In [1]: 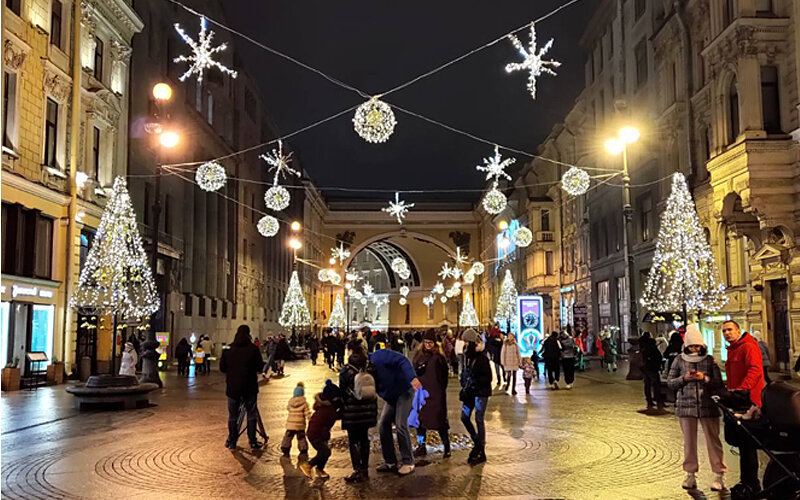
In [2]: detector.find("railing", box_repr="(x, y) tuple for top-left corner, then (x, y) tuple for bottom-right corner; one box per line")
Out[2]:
(537, 231), (555, 242)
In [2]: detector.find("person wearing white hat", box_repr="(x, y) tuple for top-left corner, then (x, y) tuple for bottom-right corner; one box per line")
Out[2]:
(667, 324), (727, 492)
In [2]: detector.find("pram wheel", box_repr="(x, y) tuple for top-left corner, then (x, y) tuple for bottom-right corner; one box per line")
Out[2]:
(762, 454), (800, 500)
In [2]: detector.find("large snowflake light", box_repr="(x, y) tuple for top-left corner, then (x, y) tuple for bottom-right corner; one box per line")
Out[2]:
(261, 140), (300, 185)
(505, 24), (560, 100)
(353, 97), (397, 143)
(477, 146), (515, 183)
(561, 166), (591, 196)
(382, 192), (415, 224)
(173, 17), (238, 84)
(331, 243), (351, 264)
(439, 263), (455, 280)
(196, 161), (226, 192)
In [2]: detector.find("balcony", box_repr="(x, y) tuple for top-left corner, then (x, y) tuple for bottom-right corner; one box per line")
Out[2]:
(536, 231), (555, 242)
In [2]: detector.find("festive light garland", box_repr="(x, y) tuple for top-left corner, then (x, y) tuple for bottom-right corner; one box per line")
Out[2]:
(494, 269), (518, 327)
(257, 215), (280, 237)
(513, 226), (533, 247)
(328, 294), (346, 329)
(505, 24), (560, 100)
(482, 183), (507, 214)
(71, 177), (159, 317)
(353, 97), (397, 143)
(561, 166), (590, 196)
(460, 292), (479, 327)
(279, 270), (311, 328)
(173, 16), (238, 83)
(196, 161), (227, 192)
(264, 185), (291, 211)
(641, 173), (727, 312)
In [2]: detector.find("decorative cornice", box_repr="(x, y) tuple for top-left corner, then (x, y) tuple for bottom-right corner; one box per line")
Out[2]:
(3, 37), (29, 70)
(43, 67), (71, 103)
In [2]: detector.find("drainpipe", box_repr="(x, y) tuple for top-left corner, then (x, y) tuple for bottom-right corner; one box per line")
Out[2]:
(62, 0), (82, 373)
(674, 0), (696, 182)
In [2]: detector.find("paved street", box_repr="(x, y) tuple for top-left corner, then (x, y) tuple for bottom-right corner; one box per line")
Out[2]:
(1, 359), (745, 500)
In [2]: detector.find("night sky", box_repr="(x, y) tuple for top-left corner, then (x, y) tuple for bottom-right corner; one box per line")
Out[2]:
(222, 0), (599, 202)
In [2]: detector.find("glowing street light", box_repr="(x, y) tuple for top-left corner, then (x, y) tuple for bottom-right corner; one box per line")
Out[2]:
(604, 137), (624, 155)
(152, 82), (173, 101)
(498, 220), (509, 230)
(289, 238), (302, 250)
(290, 221), (302, 232)
(159, 130), (179, 149)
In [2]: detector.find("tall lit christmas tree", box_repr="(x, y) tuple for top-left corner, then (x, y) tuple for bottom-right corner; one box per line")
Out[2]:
(460, 291), (479, 327)
(494, 269), (518, 332)
(328, 294), (346, 330)
(641, 172), (727, 313)
(279, 270), (311, 328)
(70, 177), (159, 318)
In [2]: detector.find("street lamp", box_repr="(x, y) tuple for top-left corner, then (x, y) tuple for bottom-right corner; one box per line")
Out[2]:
(605, 125), (640, 351)
(158, 130), (179, 149)
(290, 221), (302, 232)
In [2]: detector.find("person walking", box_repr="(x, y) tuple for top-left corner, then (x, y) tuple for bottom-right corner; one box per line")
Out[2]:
(308, 335), (320, 366)
(119, 342), (138, 377)
(640, 332), (666, 414)
(175, 338), (192, 377)
(752, 331), (771, 385)
(667, 325), (727, 491)
(193, 344), (206, 376)
(500, 333), (521, 394)
(281, 382), (311, 456)
(558, 330), (576, 390)
(486, 325), (504, 385)
(443, 330), (457, 376)
(722, 320), (764, 493)
(202, 336), (214, 374)
(601, 330), (618, 372)
(411, 330), (451, 458)
(300, 380), (341, 480)
(370, 344), (421, 476)
(220, 325), (265, 450)
(339, 341), (378, 483)
(459, 328), (491, 465)
(520, 357), (536, 393)
(541, 331), (562, 390)
(336, 333), (346, 368)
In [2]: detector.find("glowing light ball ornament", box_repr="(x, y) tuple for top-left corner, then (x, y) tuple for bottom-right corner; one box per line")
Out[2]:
(257, 215), (279, 238)
(196, 161), (226, 192)
(318, 269), (332, 282)
(264, 185), (291, 211)
(463, 271), (475, 284)
(360, 298), (368, 306)
(391, 257), (411, 280)
(482, 183), (507, 215)
(561, 166), (590, 196)
(471, 262), (485, 276)
(329, 273), (342, 286)
(399, 285), (410, 297)
(353, 97), (396, 143)
(399, 297), (407, 306)
(513, 226), (533, 247)
(440, 296), (448, 304)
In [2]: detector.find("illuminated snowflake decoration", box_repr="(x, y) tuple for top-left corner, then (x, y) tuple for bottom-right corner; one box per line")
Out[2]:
(382, 192), (415, 224)
(260, 140), (300, 186)
(439, 263), (455, 280)
(423, 295), (435, 307)
(482, 183), (507, 215)
(513, 226), (533, 247)
(399, 285), (410, 297)
(196, 161), (226, 192)
(264, 185), (291, 211)
(331, 243), (350, 264)
(391, 257), (411, 280)
(173, 17), (238, 84)
(476, 146), (515, 183)
(561, 166), (591, 196)
(505, 23), (560, 100)
(471, 262), (485, 276)
(432, 282), (445, 295)
(256, 215), (280, 238)
(451, 266), (464, 280)
(399, 297), (407, 306)
(362, 283), (374, 297)
(453, 247), (469, 268)
(353, 97), (397, 143)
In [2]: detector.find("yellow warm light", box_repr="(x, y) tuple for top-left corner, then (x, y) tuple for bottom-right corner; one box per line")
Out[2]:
(498, 220), (509, 230)
(289, 238), (302, 250)
(604, 138), (624, 155)
(619, 126), (641, 144)
(499, 236), (511, 250)
(290, 221), (302, 232)
(329, 257), (337, 265)
(159, 130), (179, 148)
(152, 83), (173, 101)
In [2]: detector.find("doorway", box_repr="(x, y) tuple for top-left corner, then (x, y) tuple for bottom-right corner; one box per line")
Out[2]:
(769, 279), (790, 368)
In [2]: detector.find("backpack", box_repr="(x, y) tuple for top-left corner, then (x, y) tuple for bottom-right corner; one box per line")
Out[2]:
(352, 368), (376, 401)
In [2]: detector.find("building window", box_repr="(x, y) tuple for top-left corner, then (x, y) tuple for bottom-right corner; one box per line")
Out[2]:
(635, 39), (648, 88)
(222, 301), (228, 318)
(79, 230), (93, 269)
(92, 126), (101, 179)
(1, 204), (53, 279)
(540, 209), (550, 231)
(639, 195), (652, 242)
(50, 0), (63, 48)
(93, 38), (104, 81)
(5, 0), (20, 15)
(3, 71), (17, 150)
(761, 66), (781, 133)
(597, 280), (610, 304)
(44, 98), (59, 168)
(211, 299), (218, 318)
(545, 251), (554, 275)
(184, 293), (193, 316)
(634, 0), (645, 20)
(198, 298), (206, 317)
(728, 78), (739, 144)
(206, 91), (213, 125)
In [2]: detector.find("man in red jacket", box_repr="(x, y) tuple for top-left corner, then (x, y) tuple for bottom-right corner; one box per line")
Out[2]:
(722, 320), (765, 492)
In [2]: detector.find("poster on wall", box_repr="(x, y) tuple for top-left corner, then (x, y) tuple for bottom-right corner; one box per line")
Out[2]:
(516, 295), (543, 357)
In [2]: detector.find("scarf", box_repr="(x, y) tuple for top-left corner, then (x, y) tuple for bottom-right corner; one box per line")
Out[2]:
(680, 352), (705, 364)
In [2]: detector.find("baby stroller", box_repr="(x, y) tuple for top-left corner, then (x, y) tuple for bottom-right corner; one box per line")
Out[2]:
(714, 381), (800, 500)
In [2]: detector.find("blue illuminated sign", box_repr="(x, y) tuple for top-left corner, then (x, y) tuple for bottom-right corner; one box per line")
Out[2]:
(516, 295), (544, 358)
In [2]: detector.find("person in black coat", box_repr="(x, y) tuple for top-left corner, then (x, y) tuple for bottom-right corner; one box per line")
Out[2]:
(220, 325), (265, 450)
(459, 328), (492, 465)
(540, 331), (562, 389)
(175, 338), (192, 377)
(308, 335), (320, 366)
(339, 342), (378, 483)
(412, 330), (451, 457)
(640, 332), (666, 412)
(663, 330), (684, 372)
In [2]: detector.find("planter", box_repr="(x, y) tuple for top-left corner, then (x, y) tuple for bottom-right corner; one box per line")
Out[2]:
(2, 367), (21, 391)
(47, 362), (65, 385)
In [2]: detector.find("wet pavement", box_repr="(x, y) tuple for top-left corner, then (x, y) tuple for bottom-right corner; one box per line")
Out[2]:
(1, 358), (746, 499)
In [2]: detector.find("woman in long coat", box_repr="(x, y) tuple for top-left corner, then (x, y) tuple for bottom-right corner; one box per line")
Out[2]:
(411, 330), (450, 457)
(500, 333), (521, 394)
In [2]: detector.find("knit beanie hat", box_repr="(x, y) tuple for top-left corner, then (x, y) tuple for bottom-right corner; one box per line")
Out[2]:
(423, 329), (437, 342)
(684, 324), (705, 347)
(321, 379), (340, 401)
(462, 328), (480, 344)
(293, 382), (305, 398)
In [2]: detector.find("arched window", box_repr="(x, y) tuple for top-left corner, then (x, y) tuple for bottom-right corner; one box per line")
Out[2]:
(728, 78), (739, 144)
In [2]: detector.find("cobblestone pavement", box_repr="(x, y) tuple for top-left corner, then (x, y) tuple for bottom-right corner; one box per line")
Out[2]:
(1, 359), (746, 499)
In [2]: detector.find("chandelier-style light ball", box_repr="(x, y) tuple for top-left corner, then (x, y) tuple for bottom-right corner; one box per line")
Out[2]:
(257, 215), (279, 237)
(399, 285), (409, 297)
(360, 298), (368, 305)
(318, 269), (331, 282)
(355, 291), (363, 299)
(196, 161), (227, 192)
(482, 185), (507, 214)
(561, 166), (591, 196)
(471, 262), (485, 276)
(264, 185), (291, 211)
(353, 97), (397, 143)
(330, 273), (342, 285)
(391, 257), (411, 280)
(348, 287), (357, 297)
(463, 271), (475, 284)
(514, 226), (533, 247)
(446, 289), (455, 298)
(440, 296), (448, 304)
(399, 297), (407, 306)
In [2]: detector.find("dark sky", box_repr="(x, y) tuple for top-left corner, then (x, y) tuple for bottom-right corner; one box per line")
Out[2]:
(222, 0), (599, 202)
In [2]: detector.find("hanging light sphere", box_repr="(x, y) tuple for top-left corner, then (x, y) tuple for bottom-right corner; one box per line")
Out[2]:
(353, 97), (397, 143)
(348, 287), (357, 297)
(330, 273), (342, 285)
(256, 215), (279, 237)
(561, 166), (591, 196)
(513, 226), (533, 247)
(196, 161), (226, 192)
(440, 296), (448, 304)
(399, 297), (407, 306)
(463, 271), (475, 284)
(264, 185), (291, 211)
(360, 298), (368, 305)
(391, 257), (410, 279)
(318, 269), (331, 282)
(399, 285), (410, 297)
(482, 186), (507, 215)
(471, 262), (485, 276)
(354, 291), (363, 299)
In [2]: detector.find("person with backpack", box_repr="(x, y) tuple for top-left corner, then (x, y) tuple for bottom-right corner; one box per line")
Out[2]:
(370, 344), (421, 476)
(540, 331), (562, 390)
(220, 325), (265, 450)
(459, 328), (492, 465)
(339, 340), (378, 483)
(558, 331), (576, 389)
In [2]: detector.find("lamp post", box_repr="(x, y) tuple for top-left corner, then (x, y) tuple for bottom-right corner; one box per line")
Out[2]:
(604, 125), (640, 353)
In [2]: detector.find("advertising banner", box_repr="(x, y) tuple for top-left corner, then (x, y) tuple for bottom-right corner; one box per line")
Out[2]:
(517, 295), (543, 357)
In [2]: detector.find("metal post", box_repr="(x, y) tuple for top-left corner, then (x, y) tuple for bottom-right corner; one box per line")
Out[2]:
(140, 154), (163, 386)
(621, 146), (638, 346)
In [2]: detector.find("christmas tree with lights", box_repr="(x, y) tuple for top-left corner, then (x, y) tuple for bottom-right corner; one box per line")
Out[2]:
(328, 294), (346, 330)
(279, 270), (312, 328)
(460, 291), (479, 327)
(641, 172), (727, 313)
(70, 177), (159, 318)
(494, 269), (518, 331)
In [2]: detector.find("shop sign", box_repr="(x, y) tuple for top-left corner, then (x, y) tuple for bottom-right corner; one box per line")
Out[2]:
(703, 314), (731, 323)
(9, 285), (54, 299)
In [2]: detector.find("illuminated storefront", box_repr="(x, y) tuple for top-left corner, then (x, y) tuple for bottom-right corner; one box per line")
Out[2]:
(1, 279), (59, 374)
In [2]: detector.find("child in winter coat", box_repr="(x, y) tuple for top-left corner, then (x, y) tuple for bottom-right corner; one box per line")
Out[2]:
(667, 325), (726, 492)
(300, 380), (341, 480)
(520, 357), (536, 393)
(281, 382), (311, 456)
(119, 342), (138, 376)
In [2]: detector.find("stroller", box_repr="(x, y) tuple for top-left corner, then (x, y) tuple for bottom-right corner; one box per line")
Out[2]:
(714, 381), (800, 500)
